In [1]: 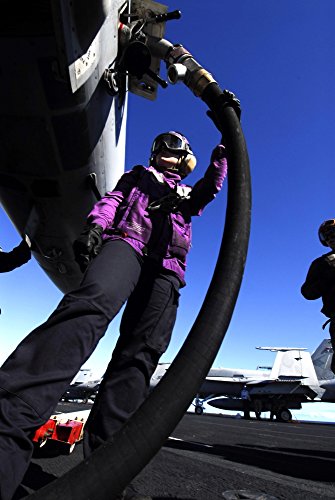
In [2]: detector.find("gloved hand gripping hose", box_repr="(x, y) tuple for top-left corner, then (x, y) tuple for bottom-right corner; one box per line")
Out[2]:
(73, 223), (103, 272)
(28, 43), (251, 500)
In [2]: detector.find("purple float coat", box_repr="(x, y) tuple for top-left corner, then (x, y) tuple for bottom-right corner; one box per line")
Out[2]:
(87, 144), (227, 285)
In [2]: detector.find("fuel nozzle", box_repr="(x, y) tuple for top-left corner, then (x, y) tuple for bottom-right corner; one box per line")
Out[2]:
(167, 63), (187, 84)
(148, 41), (217, 98)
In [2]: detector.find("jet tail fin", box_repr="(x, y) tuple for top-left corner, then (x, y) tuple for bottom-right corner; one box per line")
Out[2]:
(311, 339), (334, 382)
(270, 350), (319, 386)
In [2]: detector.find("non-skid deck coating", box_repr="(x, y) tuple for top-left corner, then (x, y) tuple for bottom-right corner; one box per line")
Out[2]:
(16, 403), (335, 499)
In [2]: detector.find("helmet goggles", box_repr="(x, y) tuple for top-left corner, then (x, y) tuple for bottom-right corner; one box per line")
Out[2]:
(319, 219), (335, 245)
(151, 133), (192, 156)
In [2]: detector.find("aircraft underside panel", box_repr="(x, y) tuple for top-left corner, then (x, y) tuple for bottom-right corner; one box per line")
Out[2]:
(0, 1), (129, 292)
(55, 0), (129, 93)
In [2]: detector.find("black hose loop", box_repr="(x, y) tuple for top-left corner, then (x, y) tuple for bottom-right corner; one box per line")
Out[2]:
(28, 85), (251, 500)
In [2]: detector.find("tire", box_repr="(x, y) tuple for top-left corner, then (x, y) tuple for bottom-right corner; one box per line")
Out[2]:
(195, 406), (203, 415)
(276, 409), (292, 422)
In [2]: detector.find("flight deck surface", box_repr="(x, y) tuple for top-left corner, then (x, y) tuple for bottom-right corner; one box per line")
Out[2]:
(18, 403), (335, 499)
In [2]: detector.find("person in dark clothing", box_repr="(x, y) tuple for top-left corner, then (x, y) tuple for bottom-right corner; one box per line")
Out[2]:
(0, 234), (31, 316)
(0, 130), (229, 500)
(241, 385), (251, 419)
(301, 219), (335, 373)
(0, 235), (31, 273)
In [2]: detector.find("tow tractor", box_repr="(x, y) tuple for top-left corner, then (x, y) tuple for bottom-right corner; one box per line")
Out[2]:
(32, 410), (90, 454)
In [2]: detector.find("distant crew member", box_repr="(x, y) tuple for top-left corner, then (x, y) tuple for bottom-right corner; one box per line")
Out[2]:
(241, 385), (251, 419)
(301, 219), (335, 374)
(253, 398), (262, 420)
(0, 97), (240, 500)
(0, 234), (31, 273)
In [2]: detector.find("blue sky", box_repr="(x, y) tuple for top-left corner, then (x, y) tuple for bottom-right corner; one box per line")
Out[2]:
(1, 1), (334, 421)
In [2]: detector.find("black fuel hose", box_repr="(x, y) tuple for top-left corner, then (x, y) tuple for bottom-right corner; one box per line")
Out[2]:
(28, 83), (251, 499)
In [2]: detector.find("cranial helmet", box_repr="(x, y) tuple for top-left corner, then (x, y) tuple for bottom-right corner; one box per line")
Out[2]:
(318, 219), (335, 246)
(150, 131), (197, 178)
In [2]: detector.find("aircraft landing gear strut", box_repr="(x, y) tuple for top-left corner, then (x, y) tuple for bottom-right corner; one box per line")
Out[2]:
(193, 395), (204, 415)
(195, 405), (204, 415)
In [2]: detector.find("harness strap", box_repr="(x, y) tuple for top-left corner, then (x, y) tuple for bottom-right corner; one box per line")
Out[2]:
(322, 315), (335, 330)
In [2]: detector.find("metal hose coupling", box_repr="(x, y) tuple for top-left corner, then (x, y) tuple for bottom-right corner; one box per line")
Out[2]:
(166, 44), (216, 98)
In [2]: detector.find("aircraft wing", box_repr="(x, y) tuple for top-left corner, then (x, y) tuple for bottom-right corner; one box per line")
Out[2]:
(256, 347), (307, 352)
(198, 375), (318, 399)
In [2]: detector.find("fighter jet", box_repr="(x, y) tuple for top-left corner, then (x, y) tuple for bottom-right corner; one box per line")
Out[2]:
(61, 378), (102, 404)
(151, 339), (335, 422)
(309, 338), (335, 401)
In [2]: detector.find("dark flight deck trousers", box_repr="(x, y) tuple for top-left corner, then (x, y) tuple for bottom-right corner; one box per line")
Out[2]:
(329, 321), (335, 374)
(0, 240), (180, 500)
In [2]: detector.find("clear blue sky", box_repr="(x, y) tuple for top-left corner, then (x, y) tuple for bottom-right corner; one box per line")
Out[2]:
(1, 1), (334, 418)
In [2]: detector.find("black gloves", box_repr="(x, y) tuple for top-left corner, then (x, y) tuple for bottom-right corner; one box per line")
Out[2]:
(206, 89), (241, 139)
(220, 89), (241, 120)
(18, 236), (32, 261)
(73, 224), (103, 272)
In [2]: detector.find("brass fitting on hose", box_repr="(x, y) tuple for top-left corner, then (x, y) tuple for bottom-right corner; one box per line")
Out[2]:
(147, 38), (217, 97)
(185, 66), (216, 98)
(167, 55), (216, 97)
(158, 42), (217, 98)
